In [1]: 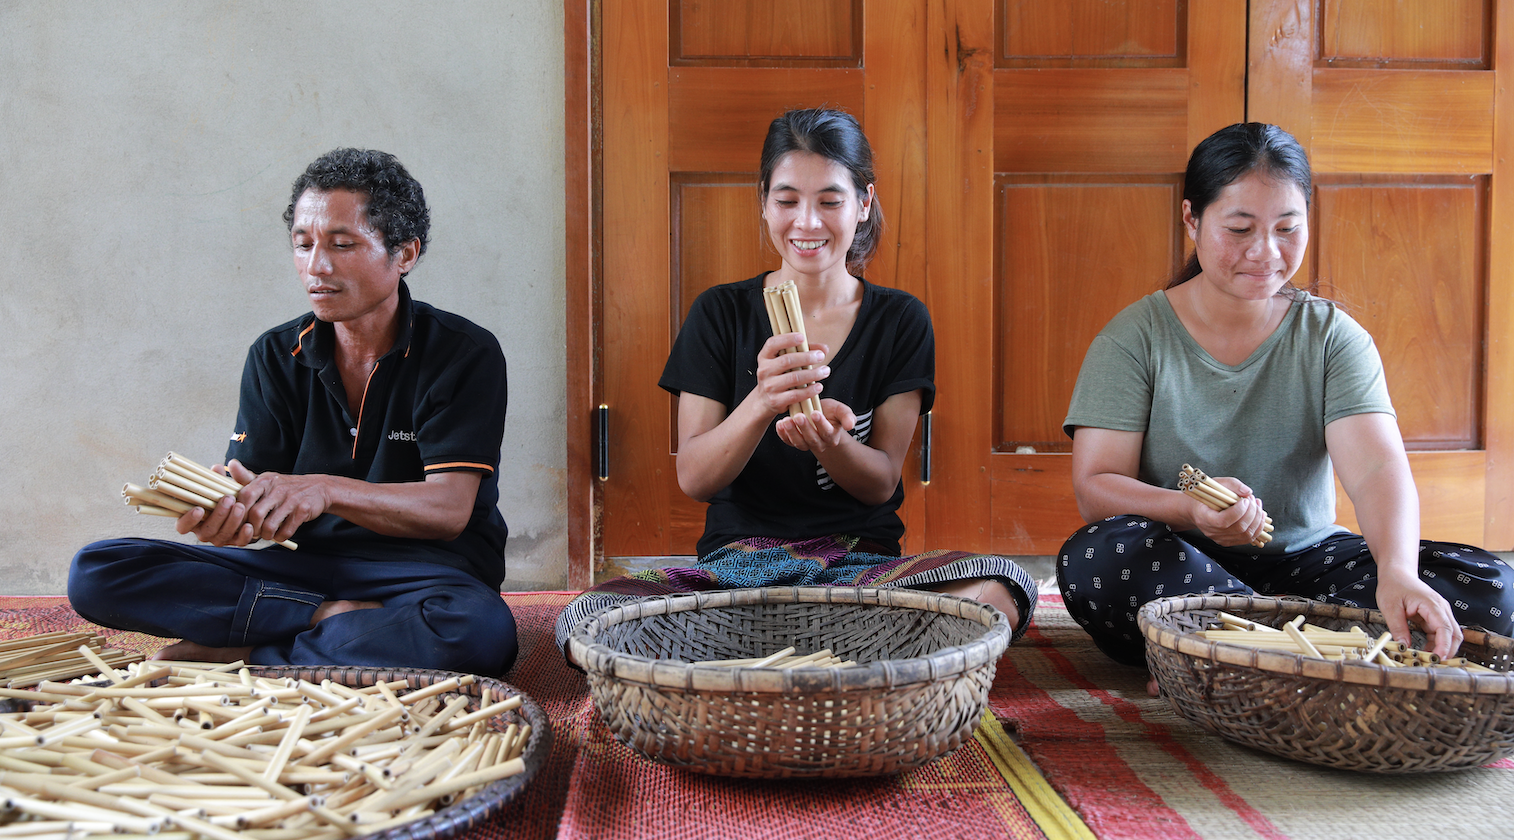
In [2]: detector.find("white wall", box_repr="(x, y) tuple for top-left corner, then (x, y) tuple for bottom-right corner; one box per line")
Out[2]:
(0, 2), (568, 592)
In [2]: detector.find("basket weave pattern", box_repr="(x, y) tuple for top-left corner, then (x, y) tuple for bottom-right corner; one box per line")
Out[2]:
(1139, 594), (1514, 773)
(568, 586), (1010, 778)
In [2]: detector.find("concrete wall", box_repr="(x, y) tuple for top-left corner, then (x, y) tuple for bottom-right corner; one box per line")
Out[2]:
(0, 2), (568, 593)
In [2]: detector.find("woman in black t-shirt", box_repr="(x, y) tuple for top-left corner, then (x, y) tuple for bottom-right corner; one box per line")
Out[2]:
(556, 109), (1037, 657)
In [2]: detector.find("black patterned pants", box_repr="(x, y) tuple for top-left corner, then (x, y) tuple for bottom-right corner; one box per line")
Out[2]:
(1056, 516), (1514, 666)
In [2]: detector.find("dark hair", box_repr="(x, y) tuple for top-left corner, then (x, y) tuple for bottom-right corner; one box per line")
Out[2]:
(283, 148), (430, 270)
(759, 108), (883, 275)
(1169, 123), (1312, 289)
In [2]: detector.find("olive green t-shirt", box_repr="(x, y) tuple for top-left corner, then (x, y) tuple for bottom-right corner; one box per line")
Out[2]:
(1063, 290), (1394, 553)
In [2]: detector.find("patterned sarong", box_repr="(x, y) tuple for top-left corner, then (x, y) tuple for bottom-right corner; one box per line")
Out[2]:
(554, 535), (1039, 655)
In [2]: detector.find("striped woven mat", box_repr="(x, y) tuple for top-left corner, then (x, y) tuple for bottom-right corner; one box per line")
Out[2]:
(995, 594), (1514, 840)
(0, 592), (1088, 840)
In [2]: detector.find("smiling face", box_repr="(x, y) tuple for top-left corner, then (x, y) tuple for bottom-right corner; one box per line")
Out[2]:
(761, 151), (874, 281)
(1184, 170), (1309, 302)
(289, 188), (418, 328)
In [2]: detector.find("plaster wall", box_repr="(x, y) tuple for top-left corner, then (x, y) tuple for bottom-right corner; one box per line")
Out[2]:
(0, 2), (568, 593)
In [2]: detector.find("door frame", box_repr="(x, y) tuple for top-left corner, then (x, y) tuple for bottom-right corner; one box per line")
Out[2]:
(565, 0), (599, 589)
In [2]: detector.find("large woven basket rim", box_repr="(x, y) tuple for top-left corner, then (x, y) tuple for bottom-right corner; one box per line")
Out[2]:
(568, 585), (1011, 693)
(1138, 594), (1514, 695)
(0, 664), (554, 840)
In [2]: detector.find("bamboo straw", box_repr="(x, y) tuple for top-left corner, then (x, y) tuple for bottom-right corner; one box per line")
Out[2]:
(0, 638), (87, 673)
(1282, 621), (1324, 658)
(1178, 464), (1273, 547)
(439, 698), (522, 733)
(692, 645), (857, 668)
(263, 704), (312, 783)
(1197, 614), (1499, 671)
(761, 280), (823, 417)
(747, 646), (797, 668)
(121, 484), (194, 515)
(165, 453), (240, 493)
(1214, 611), (1279, 632)
(75, 646), (123, 685)
(778, 283), (823, 413)
(125, 454), (298, 550)
(395, 675), (476, 706)
(0, 633), (143, 689)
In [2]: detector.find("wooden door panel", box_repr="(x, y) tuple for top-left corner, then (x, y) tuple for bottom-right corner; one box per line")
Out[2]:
(1319, 0), (1488, 68)
(1314, 179), (1484, 449)
(672, 176), (775, 326)
(673, 0), (860, 65)
(994, 70), (1190, 173)
(668, 69), (866, 171)
(998, 0), (1182, 64)
(990, 454), (1084, 554)
(1310, 70), (1494, 174)
(995, 177), (1181, 451)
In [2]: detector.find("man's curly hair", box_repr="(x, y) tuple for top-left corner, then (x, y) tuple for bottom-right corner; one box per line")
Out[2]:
(283, 148), (430, 264)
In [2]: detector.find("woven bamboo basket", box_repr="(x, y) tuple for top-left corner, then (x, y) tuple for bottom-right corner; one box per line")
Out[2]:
(566, 585), (1011, 778)
(0, 665), (553, 840)
(1139, 594), (1514, 773)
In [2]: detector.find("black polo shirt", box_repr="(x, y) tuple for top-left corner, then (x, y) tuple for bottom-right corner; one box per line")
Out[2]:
(226, 281), (509, 588)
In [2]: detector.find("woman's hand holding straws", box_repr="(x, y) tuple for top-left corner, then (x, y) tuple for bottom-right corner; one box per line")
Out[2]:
(1178, 463), (1272, 549)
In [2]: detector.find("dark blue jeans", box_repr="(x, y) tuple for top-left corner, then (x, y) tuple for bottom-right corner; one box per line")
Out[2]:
(68, 539), (517, 675)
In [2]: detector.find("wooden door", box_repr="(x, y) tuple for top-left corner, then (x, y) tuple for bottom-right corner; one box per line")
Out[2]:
(1248, 0), (1514, 548)
(599, 0), (932, 558)
(587, 0), (1514, 573)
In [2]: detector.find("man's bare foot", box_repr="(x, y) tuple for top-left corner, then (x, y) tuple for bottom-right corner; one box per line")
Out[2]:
(150, 640), (254, 663)
(310, 599), (382, 628)
(1147, 674), (1161, 697)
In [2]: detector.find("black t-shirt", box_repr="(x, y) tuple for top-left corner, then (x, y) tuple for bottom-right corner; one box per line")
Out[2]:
(226, 281), (510, 588)
(659, 273), (935, 557)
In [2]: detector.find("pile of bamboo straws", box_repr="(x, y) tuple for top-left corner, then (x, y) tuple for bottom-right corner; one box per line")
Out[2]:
(691, 646), (855, 669)
(1201, 611), (1498, 671)
(0, 634), (140, 689)
(1178, 464), (1272, 548)
(0, 660), (530, 839)
(762, 280), (822, 418)
(122, 453), (297, 550)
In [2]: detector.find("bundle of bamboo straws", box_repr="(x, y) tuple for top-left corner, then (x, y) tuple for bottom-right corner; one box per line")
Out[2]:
(0, 634), (141, 689)
(1178, 464), (1272, 548)
(0, 661), (530, 839)
(691, 646), (856, 669)
(1201, 611), (1499, 671)
(122, 453), (297, 550)
(761, 280), (823, 418)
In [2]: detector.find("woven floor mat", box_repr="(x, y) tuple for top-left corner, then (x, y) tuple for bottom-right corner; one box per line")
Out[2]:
(992, 594), (1514, 840)
(0, 593), (1084, 840)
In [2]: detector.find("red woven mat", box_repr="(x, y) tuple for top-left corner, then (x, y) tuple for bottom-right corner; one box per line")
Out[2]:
(993, 594), (1514, 840)
(0, 594), (1054, 840)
